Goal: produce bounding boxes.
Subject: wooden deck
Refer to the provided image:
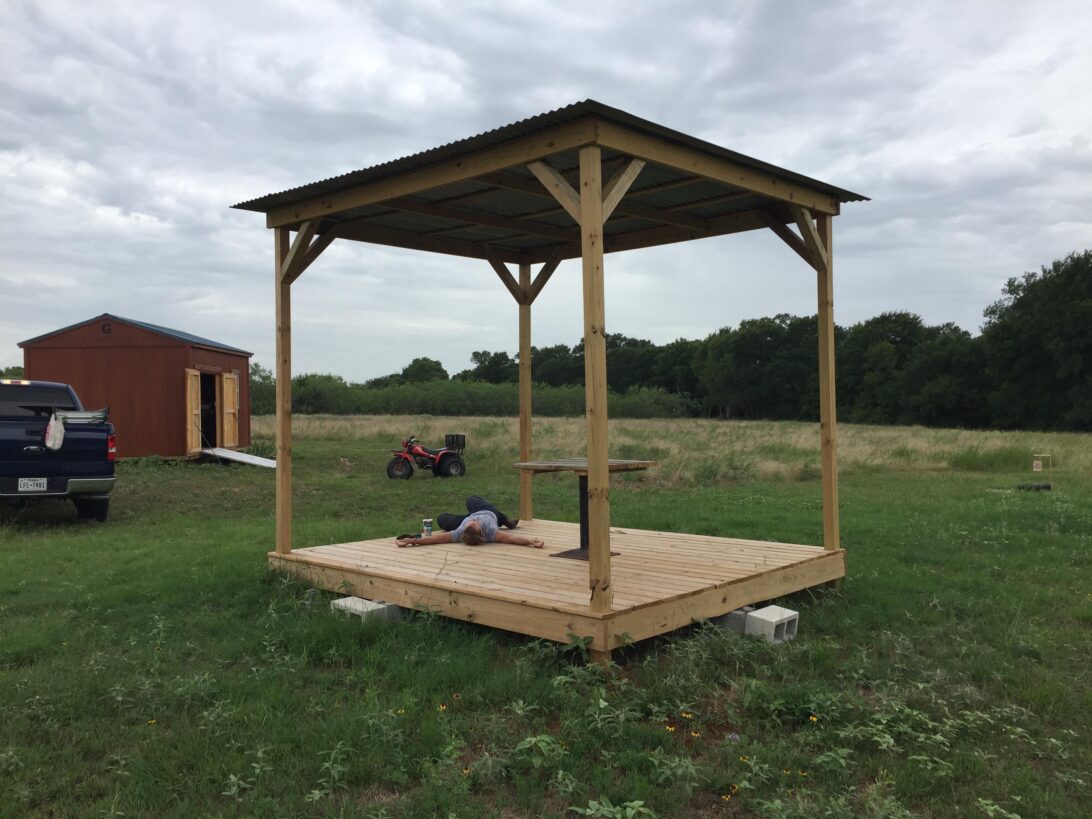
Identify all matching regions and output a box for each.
[270,520,845,653]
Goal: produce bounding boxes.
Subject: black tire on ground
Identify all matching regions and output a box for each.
[75,499,109,522]
[386,457,413,479]
[440,455,466,478]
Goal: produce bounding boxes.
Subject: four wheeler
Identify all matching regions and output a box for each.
[386,434,466,479]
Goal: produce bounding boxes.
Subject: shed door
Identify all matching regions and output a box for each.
[185,368,202,454]
[221,372,239,448]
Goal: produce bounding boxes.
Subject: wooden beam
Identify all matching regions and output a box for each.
[274,227,292,555]
[597,120,841,215]
[527,160,583,224]
[485,170,708,231]
[601,158,646,222]
[579,145,612,613]
[279,220,317,283]
[791,205,829,273]
[285,227,339,285]
[334,220,523,263]
[518,262,534,521]
[816,213,840,551]
[488,256,524,304]
[757,211,817,271]
[382,196,576,242]
[525,248,563,305]
[266,117,599,228]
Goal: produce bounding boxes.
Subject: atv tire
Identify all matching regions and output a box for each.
[386,457,413,479]
[439,455,466,478]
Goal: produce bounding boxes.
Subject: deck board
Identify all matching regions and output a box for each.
[271,519,845,651]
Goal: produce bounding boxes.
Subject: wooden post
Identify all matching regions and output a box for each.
[518,263,534,520]
[815,213,840,551]
[579,144,612,612]
[274,226,292,555]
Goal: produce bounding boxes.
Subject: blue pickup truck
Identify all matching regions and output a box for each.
[0,379,116,521]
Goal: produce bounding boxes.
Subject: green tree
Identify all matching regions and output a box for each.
[400,357,448,383]
[531,344,583,387]
[982,250,1092,429]
[456,350,518,383]
[249,362,275,415]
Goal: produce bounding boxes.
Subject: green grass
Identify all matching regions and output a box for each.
[1,416,1090,818]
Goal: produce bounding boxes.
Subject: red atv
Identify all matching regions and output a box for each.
[386,434,466,479]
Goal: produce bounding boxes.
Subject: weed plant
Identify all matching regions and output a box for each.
[1,416,1089,817]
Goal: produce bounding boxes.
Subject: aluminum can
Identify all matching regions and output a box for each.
[422,518,433,536]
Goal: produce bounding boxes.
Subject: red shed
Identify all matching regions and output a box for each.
[19,314,252,458]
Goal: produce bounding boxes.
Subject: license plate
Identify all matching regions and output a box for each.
[18,478,47,492]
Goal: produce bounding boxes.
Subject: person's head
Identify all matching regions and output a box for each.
[460,520,484,546]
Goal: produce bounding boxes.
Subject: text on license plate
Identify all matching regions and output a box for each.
[18,478,48,492]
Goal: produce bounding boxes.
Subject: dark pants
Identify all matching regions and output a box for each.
[437,495,514,531]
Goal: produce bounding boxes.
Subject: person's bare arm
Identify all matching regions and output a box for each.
[495,530,544,548]
[396,531,455,548]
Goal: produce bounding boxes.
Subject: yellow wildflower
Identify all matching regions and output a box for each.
[739,754,749,762]
[437,703,447,712]
[809,714,818,723]
[147,719,157,726]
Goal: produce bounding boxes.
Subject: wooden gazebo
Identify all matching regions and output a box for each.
[234,101,865,661]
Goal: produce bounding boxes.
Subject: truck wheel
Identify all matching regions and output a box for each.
[75,499,109,522]
[386,457,413,479]
[440,455,466,478]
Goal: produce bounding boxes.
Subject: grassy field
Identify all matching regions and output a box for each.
[1,416,1089,818]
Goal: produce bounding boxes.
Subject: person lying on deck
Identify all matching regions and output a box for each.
[396,495,543,549]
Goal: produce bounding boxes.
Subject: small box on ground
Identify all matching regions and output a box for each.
[744,605,799,644]
[330,596,404,623]
[712,605,755,634]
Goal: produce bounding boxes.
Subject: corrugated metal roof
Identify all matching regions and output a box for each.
[233,99,867,213]
[20,314,252,356]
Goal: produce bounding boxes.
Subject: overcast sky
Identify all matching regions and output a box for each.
[2,0,1089,380]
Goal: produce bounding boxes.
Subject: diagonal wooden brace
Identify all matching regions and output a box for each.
[790,205,829,274]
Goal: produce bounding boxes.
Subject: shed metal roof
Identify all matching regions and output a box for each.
[20,313,253,356]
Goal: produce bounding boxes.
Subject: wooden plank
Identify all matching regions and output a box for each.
[513,458,655,473]
[488,256,524,304]
[519,262,534,521]
[525,249,563,305]
[527,160,583,224]
[266,118,599,228]
[757,211,817,271]
[185,368,201,454]
[816,213,840,551]
[597,120,841,215]
[791,205,829,274]
[579,145,612,613]
[606,551,845,646]
[271,554,610,649]
[280,219,317,283]
[274,227,292,555]
[601,158,646,222]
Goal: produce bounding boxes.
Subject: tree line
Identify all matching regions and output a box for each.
[248,250,1090,430]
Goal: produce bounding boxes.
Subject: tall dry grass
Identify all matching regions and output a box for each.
[251,414,1092,486]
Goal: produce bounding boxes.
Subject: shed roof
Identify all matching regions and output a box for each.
[19,313,253,356]
[232,100,867,265]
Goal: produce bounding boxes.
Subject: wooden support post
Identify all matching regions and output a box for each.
[815,213,840,551]
[274,226,293,555]
[518,262,534,521]
[579,145,613,612]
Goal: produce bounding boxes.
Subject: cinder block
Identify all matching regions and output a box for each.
[744,605,798,644]
[712,605,755,634]
[330,596,404,623]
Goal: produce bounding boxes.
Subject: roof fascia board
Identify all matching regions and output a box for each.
[266,117,601,229]
[18,314,187,348]
[595,120,841,216]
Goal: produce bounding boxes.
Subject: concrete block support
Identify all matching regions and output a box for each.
[744,605,799,644]
[712,605,755,635]
[330,596,404,623]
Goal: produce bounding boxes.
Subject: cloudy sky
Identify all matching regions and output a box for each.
[2,0,1089,380]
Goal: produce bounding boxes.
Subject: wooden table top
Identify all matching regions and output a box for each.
[513,458,655,474]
